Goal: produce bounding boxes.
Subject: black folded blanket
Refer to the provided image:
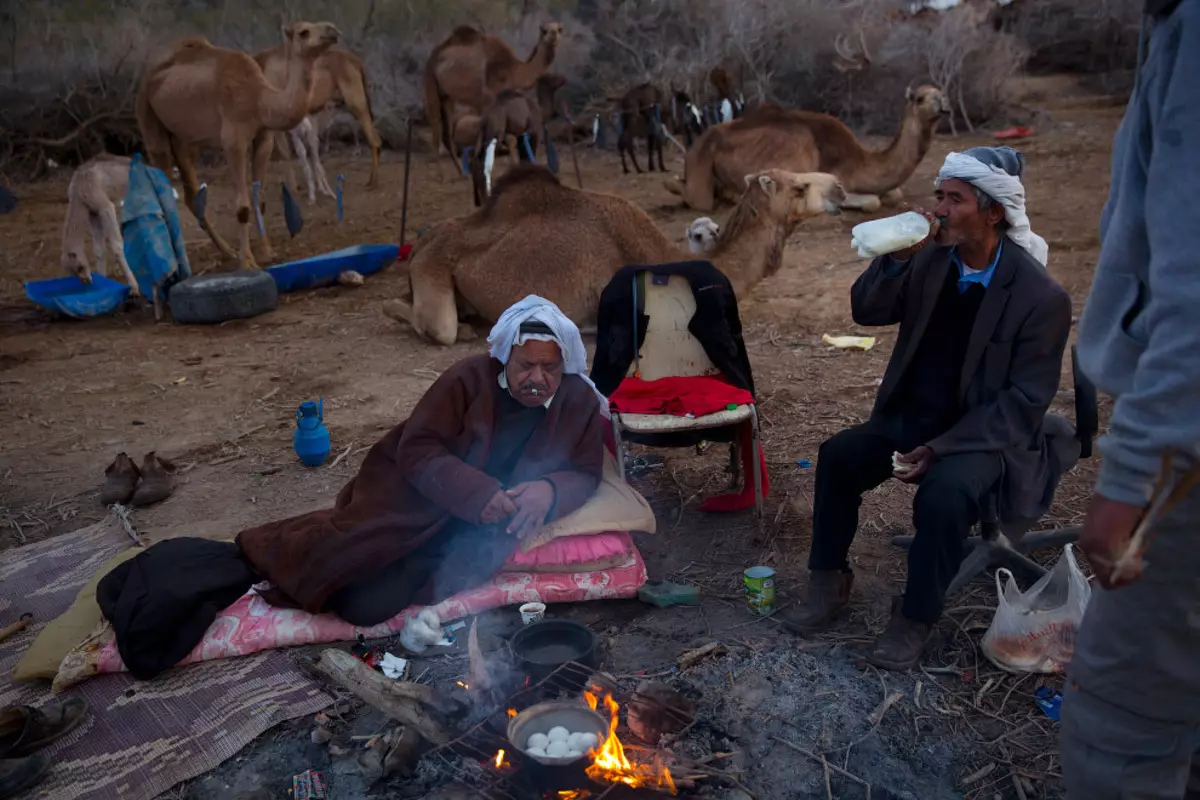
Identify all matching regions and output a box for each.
[96,538,255,680]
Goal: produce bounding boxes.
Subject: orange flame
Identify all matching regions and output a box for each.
[494,749,506,768]
[557,792,589,799]
[456,681,469,689]
[507,708,518,718]
[583,690,676,794]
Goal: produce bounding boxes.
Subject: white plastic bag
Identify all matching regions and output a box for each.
[981,544,1092,674]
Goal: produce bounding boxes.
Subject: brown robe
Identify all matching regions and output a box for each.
[236,353,606,613]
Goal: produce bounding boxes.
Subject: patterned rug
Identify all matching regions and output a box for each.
[0,513,332,800]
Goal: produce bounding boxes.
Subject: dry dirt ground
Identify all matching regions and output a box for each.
[0,75,1120,799]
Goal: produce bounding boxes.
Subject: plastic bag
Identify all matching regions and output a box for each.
[981,544,1091,674]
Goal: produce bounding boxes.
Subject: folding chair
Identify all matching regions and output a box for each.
[608,271,764,518]
[890,345,1100,593]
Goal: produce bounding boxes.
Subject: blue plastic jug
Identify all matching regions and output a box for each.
[294,399,331,467]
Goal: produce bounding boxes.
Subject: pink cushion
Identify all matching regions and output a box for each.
[504,531,632,569]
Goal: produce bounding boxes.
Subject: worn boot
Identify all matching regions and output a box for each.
[865,598,933,671]
[99,453,140,506]
[0,698,89,757]
[130,452,177,507]
[0,754,50,799]
[780,570,853,635]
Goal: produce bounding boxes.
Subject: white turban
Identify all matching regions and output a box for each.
[487,295,610,418]
[936,150,1049,267]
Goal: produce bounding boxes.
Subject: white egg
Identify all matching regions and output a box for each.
[576,732,599,751]
[527,746,547,758]
[566,732,583,750]
[547,726,570,743]
[546,740,569,758]
[526,732,549,750]
[566,749,582,758]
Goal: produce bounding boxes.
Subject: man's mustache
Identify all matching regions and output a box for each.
[520,381,550,396]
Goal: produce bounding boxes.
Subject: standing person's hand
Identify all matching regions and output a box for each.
[893,445,935,483]
[891,210,940,261]
[505,480,556,540]
[1078,494,1146,590]
[480,490,518,524]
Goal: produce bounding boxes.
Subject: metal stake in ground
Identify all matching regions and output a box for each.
[564,100,583,190]
[400,116,413,247]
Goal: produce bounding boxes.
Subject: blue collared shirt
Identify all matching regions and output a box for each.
[951,240,1002,293]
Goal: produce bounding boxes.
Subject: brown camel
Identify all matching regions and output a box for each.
[423,22,563,160]
[665,85,948,213]
[616,83,666,175]
[254,45,382,189]
[449,74,567,163]
[383,165,845,346]
[137,23,340,269]
[470,88,544,206]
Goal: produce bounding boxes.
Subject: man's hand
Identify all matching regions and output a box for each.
[505,480,555,540]
[1078,494,1146,590]
[891,210,940,261]
[480,490,518,525]
[894,445,935,483]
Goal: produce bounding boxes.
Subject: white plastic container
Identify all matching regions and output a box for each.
[850,212,931,259]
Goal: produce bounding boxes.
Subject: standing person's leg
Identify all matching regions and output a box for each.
[867,451,1001,670]
[782,419,900,634]
[1061,493,1200,799]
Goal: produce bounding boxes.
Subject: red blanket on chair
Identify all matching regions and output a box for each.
[609,376,768,512]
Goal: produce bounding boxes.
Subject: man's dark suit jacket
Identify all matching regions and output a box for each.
[852,241,1072,524]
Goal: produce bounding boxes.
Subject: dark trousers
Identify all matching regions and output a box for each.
[810,416,1002,624]
[326,520,518,627]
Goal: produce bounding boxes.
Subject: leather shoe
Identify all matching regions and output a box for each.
[865,598,932,671]
[780,570,853,635]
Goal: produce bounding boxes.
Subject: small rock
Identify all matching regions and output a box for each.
[311,726,333,744]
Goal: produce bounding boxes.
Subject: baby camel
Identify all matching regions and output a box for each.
[287,116,336,204]
[61,155,140,294]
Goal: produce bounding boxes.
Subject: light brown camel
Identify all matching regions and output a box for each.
[254,45,381,188]
[470,88,545,206]
[665,84,949,213]
[383,164,845,346]
[61,154,140,293]
[423,22,563,160]
[137,23,340,269]
[449,73,567,162]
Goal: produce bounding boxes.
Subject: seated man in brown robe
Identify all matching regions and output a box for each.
[237,295,609,626]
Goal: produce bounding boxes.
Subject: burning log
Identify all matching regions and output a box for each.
[315,648,468,745]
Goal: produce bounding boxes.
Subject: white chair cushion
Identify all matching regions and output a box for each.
[616,404,752,433]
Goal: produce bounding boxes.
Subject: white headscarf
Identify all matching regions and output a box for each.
[487,295,610,419]
[936,151,1049,267]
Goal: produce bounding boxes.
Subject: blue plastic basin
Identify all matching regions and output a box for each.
[24,273,132,318]
[265,244,400,294]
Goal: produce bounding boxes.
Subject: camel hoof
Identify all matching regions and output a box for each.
[456,323,478,342]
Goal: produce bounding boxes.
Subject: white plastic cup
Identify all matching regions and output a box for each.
[519,602,546,625]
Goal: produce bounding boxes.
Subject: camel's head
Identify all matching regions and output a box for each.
[282,21,341,59]
[743,169,846,224]
[62,249,91,283]
[539,22,564,47]
[686,217,721,254]
[906,84,950,124]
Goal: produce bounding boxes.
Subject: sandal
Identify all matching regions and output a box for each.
[0,698,89,758]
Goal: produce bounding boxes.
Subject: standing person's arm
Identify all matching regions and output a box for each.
[1082,15,1200,587]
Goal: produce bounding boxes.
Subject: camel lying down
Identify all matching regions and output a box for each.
[383,164,844,346]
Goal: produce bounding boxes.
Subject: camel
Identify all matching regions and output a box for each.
[470,88,543,206]
[665,84,949,213]
[423,22,563,160]
[450,74,567,165]
[616,83,666,175]
[137,23,340,269]
[254,45,381,188]
[383,164,845,346]
[61,154,140,293]
[287,116,336,204]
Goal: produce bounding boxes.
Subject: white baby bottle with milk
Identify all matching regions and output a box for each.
[850,212,931,258]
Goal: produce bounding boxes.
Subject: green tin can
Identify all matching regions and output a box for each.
[743,566,777,615]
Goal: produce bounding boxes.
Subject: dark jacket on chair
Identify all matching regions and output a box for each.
[590,260,755,397]
[853,242,1072,524]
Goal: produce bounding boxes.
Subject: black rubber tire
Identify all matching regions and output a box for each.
[168,271,278,325]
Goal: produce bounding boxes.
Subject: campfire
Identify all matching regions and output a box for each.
[583,690,676,794]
